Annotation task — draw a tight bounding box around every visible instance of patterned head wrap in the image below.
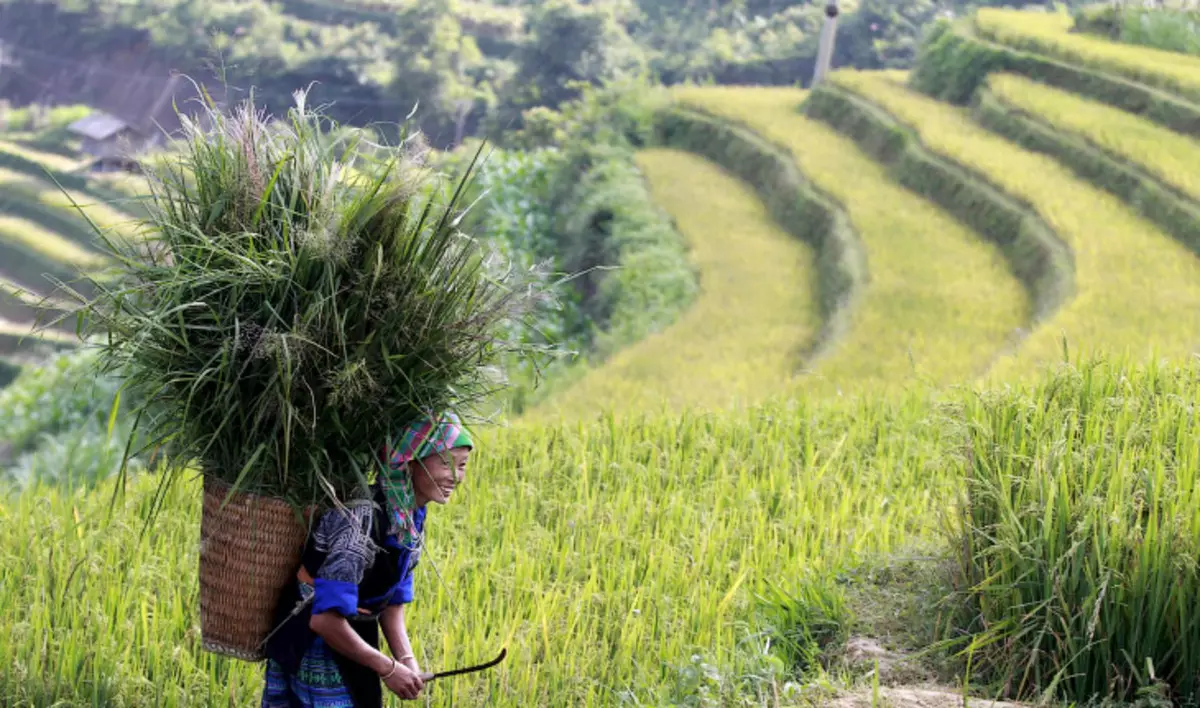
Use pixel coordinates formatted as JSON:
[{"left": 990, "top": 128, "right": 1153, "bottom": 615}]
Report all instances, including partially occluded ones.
[{"left": 380, "top": 412, "right": 473, "bottom": 546}]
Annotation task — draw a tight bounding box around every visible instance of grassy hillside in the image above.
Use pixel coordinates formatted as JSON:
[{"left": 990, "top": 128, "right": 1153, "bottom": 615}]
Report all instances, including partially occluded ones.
[
  {"left": 975, "top": 8, "right": 1200, "bottom": 102},
  {"left": 0, "top": 135, "right": 143, "bottom": 360},
  {"left": 826, "top": 69, "right": 1200, "bottom": 379},
  {"left": 987, "top": 72, "right": 1200, "bottom": 202},
  {"left": 531, "top": 148, "right": 820, "bottom": 420},
  {"left": 672, "top": 86, "right": 1028, "bottom": 397}
]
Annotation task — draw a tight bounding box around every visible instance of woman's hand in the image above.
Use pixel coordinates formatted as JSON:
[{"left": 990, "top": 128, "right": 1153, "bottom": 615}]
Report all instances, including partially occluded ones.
[{"left": 382, "top": 660, "right": 425, "bottom": 700}]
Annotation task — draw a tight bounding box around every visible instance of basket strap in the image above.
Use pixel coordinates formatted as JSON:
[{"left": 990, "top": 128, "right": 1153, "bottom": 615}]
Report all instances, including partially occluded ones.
[{"left": 257, "top": 593, "right": 314, "bottom": 651}]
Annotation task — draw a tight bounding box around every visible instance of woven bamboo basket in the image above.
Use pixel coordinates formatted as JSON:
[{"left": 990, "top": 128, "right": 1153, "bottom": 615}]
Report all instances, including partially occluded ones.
[{"left": 199, "top": 476, "right": 314, "bottom": 661}]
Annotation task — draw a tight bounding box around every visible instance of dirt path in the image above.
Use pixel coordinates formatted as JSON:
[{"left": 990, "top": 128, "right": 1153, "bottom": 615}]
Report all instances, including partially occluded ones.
[{"left": 832, "top": 687, "right": 1027, "bottom": 707}]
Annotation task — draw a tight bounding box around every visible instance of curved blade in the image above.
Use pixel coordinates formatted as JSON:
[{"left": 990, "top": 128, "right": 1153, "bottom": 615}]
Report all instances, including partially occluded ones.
[{"left": 423, "top": 647, "right": 508, "bottom": 682}]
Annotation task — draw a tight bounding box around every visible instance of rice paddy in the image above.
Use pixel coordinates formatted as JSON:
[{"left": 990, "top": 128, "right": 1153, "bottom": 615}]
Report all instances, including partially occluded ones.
[
  {"left": 531, "top": 148, "right": 819, "bottom": 421},
  {"left": 0, "top": 215, "right": 105, "bottom": 268},
  {"left": 672, "top": 85, "right": 1027, "bottom": 397},
  {"left": 987, "top": 72, "right": 1200, "bottom": 202},
  {"left": 974, "top": 8, "right": 1200, "bottom": 101},
  {"left": 8, "top": 8, "right": 1200, "bottom": 706},
  {"left": 0, "top": 139, "right": 86, "bottom": 174},
  {"left": 830, "top": 69, "right": 1200, "bottom": 379},
  {"left": 0, "top": 387, "right": 964, "bottom": 707}
]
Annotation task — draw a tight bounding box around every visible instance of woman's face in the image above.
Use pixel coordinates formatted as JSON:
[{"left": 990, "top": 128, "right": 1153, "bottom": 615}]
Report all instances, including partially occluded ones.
[{"left": 410, "top": 446, "right": 471, "bottom": 505}]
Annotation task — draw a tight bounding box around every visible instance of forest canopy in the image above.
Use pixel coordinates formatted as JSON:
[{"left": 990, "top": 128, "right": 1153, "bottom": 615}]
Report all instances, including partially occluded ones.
[{"left": 0, "top": 0, "right": 1067, "bottom": 147}]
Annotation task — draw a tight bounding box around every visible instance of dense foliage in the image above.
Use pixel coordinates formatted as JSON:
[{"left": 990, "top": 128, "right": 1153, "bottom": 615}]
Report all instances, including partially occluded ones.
[
  {"left": 0, "top": 0, "right": 1069, "bottom": 148},
  {"left": 1074, "top": 2, "right": 1200, "bottom": 56},
  {"left": 0, "top": 350, "right": 139, "bottom": 492},
  {"left": 959, "top": 359, "right": 1200, "bottom": 704}
]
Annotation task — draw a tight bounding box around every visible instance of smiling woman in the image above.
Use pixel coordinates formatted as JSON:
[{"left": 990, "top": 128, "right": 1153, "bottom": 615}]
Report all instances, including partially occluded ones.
[{"left": 260, "top": 413, "right": 475, "bottom": 708}]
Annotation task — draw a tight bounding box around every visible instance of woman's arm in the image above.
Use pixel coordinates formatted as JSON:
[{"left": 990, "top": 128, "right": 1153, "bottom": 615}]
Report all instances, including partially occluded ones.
[
  {"left": 381, "top": 604, "right": 420, "bottom": 673},
  {"left": 310, "top": 611, "right": 394, "bottom": 674},
  {"left": 310, "top": 611, "right": 425, "bottom": 698}
]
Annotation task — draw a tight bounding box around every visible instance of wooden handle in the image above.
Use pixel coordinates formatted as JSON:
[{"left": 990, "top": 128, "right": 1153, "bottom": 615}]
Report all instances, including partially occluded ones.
[{"left": 419, "top": 672, "right": 435, "bottom": 682}]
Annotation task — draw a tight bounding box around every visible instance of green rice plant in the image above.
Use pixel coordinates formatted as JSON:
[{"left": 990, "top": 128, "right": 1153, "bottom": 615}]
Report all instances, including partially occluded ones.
[
  {"left": 829, "top": 70, "right": 1200, "bottom": 382},
  {"left": 531, "top": 148, "right": 819, "bottom": 421},
  {"left": 0, "top": 384, "right": 965, "bottom": 705},
  {"left": 975, "top": 8, "right": 1200, "bottom": 103},
  {"left": 955, "top": 357, "right": 1200, "bottom": 704},
  {"left": 754, "top": 572, "right": 853, "bottom": 679},
  {"left": 988, "top": 72, "right": 1200, "bottom": 203},
  {"left": 60, "top": 92, "right": 556, "bottom": 510},
  {"left": 672, "top": 86, "right": 1027, "bottom": 398}
]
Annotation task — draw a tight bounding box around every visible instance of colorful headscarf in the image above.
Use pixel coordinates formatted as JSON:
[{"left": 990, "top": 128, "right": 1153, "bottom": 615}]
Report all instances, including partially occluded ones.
[{"left": 379, "top": 412, "right": 473, "bottom": 546}]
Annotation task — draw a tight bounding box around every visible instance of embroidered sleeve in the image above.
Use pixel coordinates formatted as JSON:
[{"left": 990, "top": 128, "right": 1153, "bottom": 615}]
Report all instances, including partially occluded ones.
[{"left": 311, "top": 504, "right": 377, "bottom": 616}]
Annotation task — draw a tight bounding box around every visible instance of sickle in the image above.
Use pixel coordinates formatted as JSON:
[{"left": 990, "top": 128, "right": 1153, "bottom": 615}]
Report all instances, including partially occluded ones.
[{"left": 418, "top": 648, "right": 507, "bottom": 683}]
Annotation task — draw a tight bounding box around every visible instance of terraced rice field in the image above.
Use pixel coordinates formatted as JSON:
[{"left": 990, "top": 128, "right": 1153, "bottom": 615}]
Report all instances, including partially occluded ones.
[
  {"left": 0, "top": 215, "right": 104, "bottom": 269},
  {"left": 0, "top": 139, "right": 86, "bottom": 173},
  {"left": 831, "top": 70, "right": 1200, "bottom": 378},
  {"left": 532, "top": 148, "right": 819, "bottom": 420},
  {"left": 987, "top": 72, "right": 1200, "bottom": 201},
  {"left": 975, "top": 8, "right": 1200, "bottom": 101},
  {"left": 0, "top": 394, "right": 958, "bottom": 706},
  {"left": 672, "top": 86, "right": 1027, "bottom": 397}
]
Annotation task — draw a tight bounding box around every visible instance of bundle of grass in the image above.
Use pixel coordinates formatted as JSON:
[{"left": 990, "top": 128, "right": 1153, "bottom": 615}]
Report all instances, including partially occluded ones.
[{"left": 53, "top": 90, "right": 557, "bottom": 660}]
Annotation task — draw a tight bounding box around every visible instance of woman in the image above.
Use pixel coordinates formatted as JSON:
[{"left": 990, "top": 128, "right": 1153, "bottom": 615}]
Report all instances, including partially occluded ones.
[{"left": 261, "top": 412, "right": 473, "bottom": 707}]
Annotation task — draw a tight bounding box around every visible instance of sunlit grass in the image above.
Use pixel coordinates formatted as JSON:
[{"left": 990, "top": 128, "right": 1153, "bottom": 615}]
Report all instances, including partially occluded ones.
[
  {"left": 975, "top": 7, "right": 1200, "bottom": 101},
  {"left": 988, "top": 72, "right": 1200, "bottom": 201},
  {"left": 830, "top": 69, "right": 1200, "bottom": 381},
  {"left": 0, "top": 391, "right": 961, "bottom": 706},
  {"left": 672, "top": 86, "right": 1027, "bottom": 398},
  {"left": 531, "top": 148, "right": 819, "bottom": 421}
]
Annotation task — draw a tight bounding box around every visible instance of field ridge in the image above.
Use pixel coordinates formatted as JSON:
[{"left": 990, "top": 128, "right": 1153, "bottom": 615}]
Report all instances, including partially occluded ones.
[
  {"left": 831, "top": 69, "right": 1200, "bottom": 377},
  {"left": 530, "top": 148, "right": 821, "bottom": 420},
  {"left": 654, "top": 105, "right": 866, "bottom": 364},
  {"left": 673, "top": 85, "right": 1028, "bottom": 394},
  {"left": 808, "top": 75, "right": 1073, "bottom": 329},
  {"left": 913, "top": 19, "right": 1200, "bottom": 138},
  {"left": 976, "top": 76, "right": 1200, "bottom": 254}
]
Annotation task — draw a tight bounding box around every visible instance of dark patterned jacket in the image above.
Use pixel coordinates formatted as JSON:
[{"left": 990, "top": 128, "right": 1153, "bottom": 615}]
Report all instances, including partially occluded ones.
[{"left": 263, "top": 481, "right": 426, "bottom": 705}]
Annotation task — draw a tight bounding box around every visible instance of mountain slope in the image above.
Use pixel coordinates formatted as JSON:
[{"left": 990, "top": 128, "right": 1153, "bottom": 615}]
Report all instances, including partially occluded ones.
[
  {"left": 531, "top": 148, "right": 820, "bottom": 420},
  {"left": 673, "top": 86, "right": 1028, "bottom": 397}
]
